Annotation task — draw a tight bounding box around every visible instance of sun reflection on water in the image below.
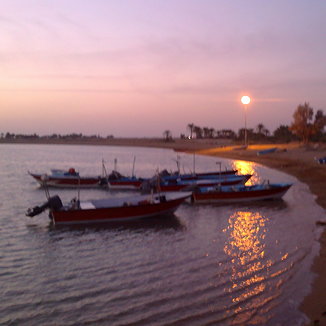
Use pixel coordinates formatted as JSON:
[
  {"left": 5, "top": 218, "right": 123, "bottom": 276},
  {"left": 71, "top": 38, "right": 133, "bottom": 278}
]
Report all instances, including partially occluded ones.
[
  {"left": 231, "top": 160, "right": 260, "bottom": 185},
  {"left": 223, "top": 210, "right": 276, "bottom": 324}
]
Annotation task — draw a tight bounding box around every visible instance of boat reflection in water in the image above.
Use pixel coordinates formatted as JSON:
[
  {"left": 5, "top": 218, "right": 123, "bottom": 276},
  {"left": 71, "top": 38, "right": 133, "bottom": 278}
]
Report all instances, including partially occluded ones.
[{"left": 222, "top": 210, "right": 288, "bottom": 325}]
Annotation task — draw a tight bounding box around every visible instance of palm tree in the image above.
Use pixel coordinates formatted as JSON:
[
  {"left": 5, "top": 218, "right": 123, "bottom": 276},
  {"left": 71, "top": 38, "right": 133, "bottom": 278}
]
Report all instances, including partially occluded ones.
[
  {"left": 163, "top": 130, "right": 172, "bottom": 142},
  {"left": 193, "top": 126, "right": 202, "bottom": 139},
  {"left": 187, "top": 123, "right": 195, "bottom": 139},
  {"left": 256, "top": 123, "right": 265, "bottom": 135},
  {"left": 203, "top": 127, "right": 210, "bottom": 138}
]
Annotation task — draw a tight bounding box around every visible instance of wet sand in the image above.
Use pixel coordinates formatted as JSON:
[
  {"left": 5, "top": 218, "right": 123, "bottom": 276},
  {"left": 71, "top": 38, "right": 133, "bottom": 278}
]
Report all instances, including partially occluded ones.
[{"left": 181, "top": 142, "right": 326, "bottom": 326}]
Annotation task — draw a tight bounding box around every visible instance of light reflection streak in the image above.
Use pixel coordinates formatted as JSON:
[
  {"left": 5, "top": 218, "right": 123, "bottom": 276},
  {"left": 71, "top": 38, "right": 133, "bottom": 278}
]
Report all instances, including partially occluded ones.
[
  {"left": 231, "top": 160, "right": 260, "bottom": 185},
  {"left": 223, "top": 210, "right": 274, "bottom": 323}
]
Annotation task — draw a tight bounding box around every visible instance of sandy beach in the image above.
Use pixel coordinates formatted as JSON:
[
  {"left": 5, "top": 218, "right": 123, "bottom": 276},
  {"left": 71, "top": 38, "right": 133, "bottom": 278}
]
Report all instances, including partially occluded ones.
[{"left": 181, "top": 142, "right": 326, "bottom": 326}]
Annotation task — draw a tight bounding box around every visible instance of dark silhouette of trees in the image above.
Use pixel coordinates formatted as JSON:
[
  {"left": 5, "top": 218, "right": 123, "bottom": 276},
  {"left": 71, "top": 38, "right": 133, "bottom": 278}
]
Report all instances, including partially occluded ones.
[
  {"left": 187, "top": 123, "right": 195, "bottom": 139},
  {"left": 216, "top": 129, "right": 236, "bottom": 139},
  {"left": 273, "top": 125, "right": 296, "bottom": 142},
  {"left": 312, "top": 109, "right": 326, "bottom": 141},
  {"left": 203, "top": 127, "right": 213, "bottom": 138},
  {"left": 193, "top": 126, "right": 203, "bottom": 139},
  {"left": 163, "top": 130, "right": 172, "bottom": 142},
  {"left": 256, "top": 123, "right": 270, "bottom": 137}
]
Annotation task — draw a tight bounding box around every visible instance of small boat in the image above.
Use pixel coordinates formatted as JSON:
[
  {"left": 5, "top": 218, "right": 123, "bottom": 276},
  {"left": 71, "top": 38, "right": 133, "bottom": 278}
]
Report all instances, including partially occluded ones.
[
  {"left": 191, "top": 182, "right": 292, "bottom": 204},
  {"left": 29, "top": 168, "right": 145, "bottom": 190},
  {"left": 29, "top": 168, "right": 102, "bottom": 188},
  {"left": 99, "top": 170, "right": 145, "bottom": 190},
  {"left": 26, "top": 192, "right": 191, "bottom": 225},
  {"left": 158, "top": 169, "right": 238, "bottom": 181},
  {"left": 257, "top": 147, "right": 278, "bottom": 156},
  {"left": 142, "top": 174, "right": 252, "bottom": 192},
  {"left": 316, "top": 156, "right": 326, "bottom": 164}
]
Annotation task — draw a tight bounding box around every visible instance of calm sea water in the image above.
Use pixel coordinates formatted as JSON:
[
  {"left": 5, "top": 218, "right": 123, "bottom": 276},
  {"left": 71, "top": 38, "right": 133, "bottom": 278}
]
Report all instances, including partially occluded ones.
[{"left": 0, "top": 144, "right": 325, "bottom": 326}]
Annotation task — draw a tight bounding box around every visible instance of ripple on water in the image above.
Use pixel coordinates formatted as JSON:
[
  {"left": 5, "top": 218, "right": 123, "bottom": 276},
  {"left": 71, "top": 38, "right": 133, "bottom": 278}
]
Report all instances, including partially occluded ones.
[{"left": 0, "top": 144, "right": 323, "bottom": 326}]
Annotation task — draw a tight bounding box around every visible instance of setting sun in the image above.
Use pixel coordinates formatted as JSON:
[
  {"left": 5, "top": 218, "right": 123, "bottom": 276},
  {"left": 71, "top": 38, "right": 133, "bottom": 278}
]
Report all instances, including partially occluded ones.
[{"left": 241, "top": 96, "right": 251, "bottom": 105}]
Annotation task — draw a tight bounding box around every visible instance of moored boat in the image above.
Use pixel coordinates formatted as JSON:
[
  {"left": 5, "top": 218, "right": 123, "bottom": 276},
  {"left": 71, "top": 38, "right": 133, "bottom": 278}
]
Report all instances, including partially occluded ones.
[
  {"left": 142, "top": 174, "right": 252, "bottom": 192},
  {"left": 191, "top": 182, "right": 292, "bottom": 204},
  {"left": 316, "top": 156, "right": 326, "bottom": 164},
  {"left": 158, "top": 169, "right": 238, "bottom": 181},
  {"left": 26, "top": 192, "right": 191, "bottom": 225},
  {"left": 29, "top": 169, "right": 102, "bottom": 188},
  {"left": 99, "top": 170, "right": 145, "bottom": 190},
  {"left": 29, "top": 168, "right": 145, "bottom": 190},
  {"left": 257, "top": 147, "right": 278, "bottom": 156}
]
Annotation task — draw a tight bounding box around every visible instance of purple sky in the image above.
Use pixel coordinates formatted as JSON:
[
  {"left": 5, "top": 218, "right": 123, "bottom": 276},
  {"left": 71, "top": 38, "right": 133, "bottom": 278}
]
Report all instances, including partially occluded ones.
[{"left": 1, "top": 0, "right": 325, "bottom": 137}]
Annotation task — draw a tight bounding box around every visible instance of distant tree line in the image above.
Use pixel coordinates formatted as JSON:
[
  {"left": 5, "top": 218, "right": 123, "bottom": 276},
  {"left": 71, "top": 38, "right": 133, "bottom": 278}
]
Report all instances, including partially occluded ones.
[
  {"left": 2, "top": 103, "right": 325, "bottom": 144},
  {"left": 0, "top": 132, "right": 114, "bottom": 140},
  {"left": 178, "top": 123, "right": 298, "bottom": 143},
  {"left": 177, "top": 102, "right": 325, "bottom": 143}
]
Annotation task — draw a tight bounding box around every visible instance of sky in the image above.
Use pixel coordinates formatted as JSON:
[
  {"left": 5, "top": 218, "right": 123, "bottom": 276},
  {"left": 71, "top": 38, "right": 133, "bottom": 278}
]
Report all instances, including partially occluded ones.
[{"left": 1, "top": 0, "right": 326, "bottom": 137}]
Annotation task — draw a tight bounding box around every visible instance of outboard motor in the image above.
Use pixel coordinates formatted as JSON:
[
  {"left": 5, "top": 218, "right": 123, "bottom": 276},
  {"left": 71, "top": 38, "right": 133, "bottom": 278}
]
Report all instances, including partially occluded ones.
[
  {"left": 140, "top": 176, "right": 161, "bottom": 194},
  {"left": 26, "top": 195, "right": 63, "bottom": 217},
  {"left": 98, "top": 177, "right": 108, "bottom": 186}
]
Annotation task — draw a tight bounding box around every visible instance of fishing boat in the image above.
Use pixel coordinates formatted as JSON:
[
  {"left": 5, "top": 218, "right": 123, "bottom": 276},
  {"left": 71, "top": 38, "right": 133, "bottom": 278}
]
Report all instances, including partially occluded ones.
[
  {"left": 99, "top": 170, "right": 145, "bottom": 190},
  {"left": 26, "top": 192, "right": 191, "bottom": 225},
  {"left": 29, "top": 168, "right": 145, "bottom": 190},
  {"left": 165, "top": 157, "right": 238, "bottom": 181},
  {"left": 142, "top": 174, "right": 252, "bottom": 192},
  {"left": 158, "top": 169, "right": 238, "bottom": 181},
  {"left": 191, "top": 182, "right": 292, "bottom": 204},
  {"left": 257, "top": 147, "right": 278, "bottom": 156},
  {"left": 316, "top": 156, "right": 326, "bottom": 164},
  {"left": 28, "top": 168, "right": 102, "bottom": 188}
]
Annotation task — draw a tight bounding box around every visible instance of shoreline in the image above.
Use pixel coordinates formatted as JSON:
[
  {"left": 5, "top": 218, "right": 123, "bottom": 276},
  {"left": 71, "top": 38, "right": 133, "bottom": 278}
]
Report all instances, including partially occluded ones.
[
  {"left": 3, "top": 139, "right": 326, "bottom": 325},
  {"left": 182, "top": 143, "right": 326, "bottom": 326}
]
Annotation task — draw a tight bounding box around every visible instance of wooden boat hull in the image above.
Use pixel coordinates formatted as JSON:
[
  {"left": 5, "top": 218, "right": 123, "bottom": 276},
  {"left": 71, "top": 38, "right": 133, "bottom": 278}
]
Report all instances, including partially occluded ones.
[
  {"left": 30, "top": 173, "right": 144, "bottom": 189},
  {"left": 50, "top": 193, "right": 190, "bottom": 225},
  {"left": 192, "top": 184, "right": 292, "bottom": 204},
  {"left": 161, "top": 170, "right": 238, "bottom": 181},
  {"left": 29, "top": 173, "right": 101, "bottom": 188},
  {"left": 160, "top": 174, "right": 251, "bottom": 192},
  {"left": 107, "top": 180, "right": 144, "bottom": 190},
  {"left": 257, "top": 147, "right": 278, "bottom": 156}
]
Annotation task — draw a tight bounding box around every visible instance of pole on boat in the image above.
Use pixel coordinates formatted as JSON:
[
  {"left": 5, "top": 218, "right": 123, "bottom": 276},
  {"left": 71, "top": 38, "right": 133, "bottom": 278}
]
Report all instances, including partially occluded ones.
[
  {"left": 172, "top": 155, "right": 181, "bottom": 175},
  {"left": 77, "top": 175, "right": 81, "bottom": 203},
  {"left": 176, "top": 155, "right": 180, "bottom": 174},
  {"left": 216, "top": 161, "right": 222, "bottom": 188},
  {"left": 216, "top": 161, "right": 222, "bottom": 176},
  {"left": 102, "top": 159, "right": 110, "bottom": 190},
  {"left": 114, "top": 158, "right": 117, "bottom": 171},
  {"left": 193, "top": 153, "right": 196, "bottom": 175},
  {"left": 132, "top": 156, "right": 136, "bottom": 177},
  {"left": 41, "top": 174, "right": 50, "bottom": 200}
]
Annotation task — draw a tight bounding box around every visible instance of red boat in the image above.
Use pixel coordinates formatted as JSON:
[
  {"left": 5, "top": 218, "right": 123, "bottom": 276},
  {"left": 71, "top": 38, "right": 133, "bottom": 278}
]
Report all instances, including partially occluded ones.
[
  {"left": 191, "top": 183, "right": 292, "bottom": 204},
  {"left": 29, "top": 169, "right": 101, "bottom": 188},
  {"left": 29, "top": 168, "right": 145, "bottom": 190},
  {"left": 26, "top": 192, "right": 191, "bottom": 225}
]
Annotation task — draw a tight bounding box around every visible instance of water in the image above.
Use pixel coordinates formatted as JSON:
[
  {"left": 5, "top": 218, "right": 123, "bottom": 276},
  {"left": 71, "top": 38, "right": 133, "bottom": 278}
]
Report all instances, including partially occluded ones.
[{"left": 0, "top": 143, "right": 324, "bottom": 326}]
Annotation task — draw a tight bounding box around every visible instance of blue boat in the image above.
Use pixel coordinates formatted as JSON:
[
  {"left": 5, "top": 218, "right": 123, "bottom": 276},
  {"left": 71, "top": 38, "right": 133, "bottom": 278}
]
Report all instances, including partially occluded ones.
[
  {"left": 191, "top": 182, "right": 292, "bottom": 204},
  {"left": 316, "top": 156, "right": 326, "bottom": 164},
  {"left": 257, "top": 147, "right": 278, "bottom": 156}
]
